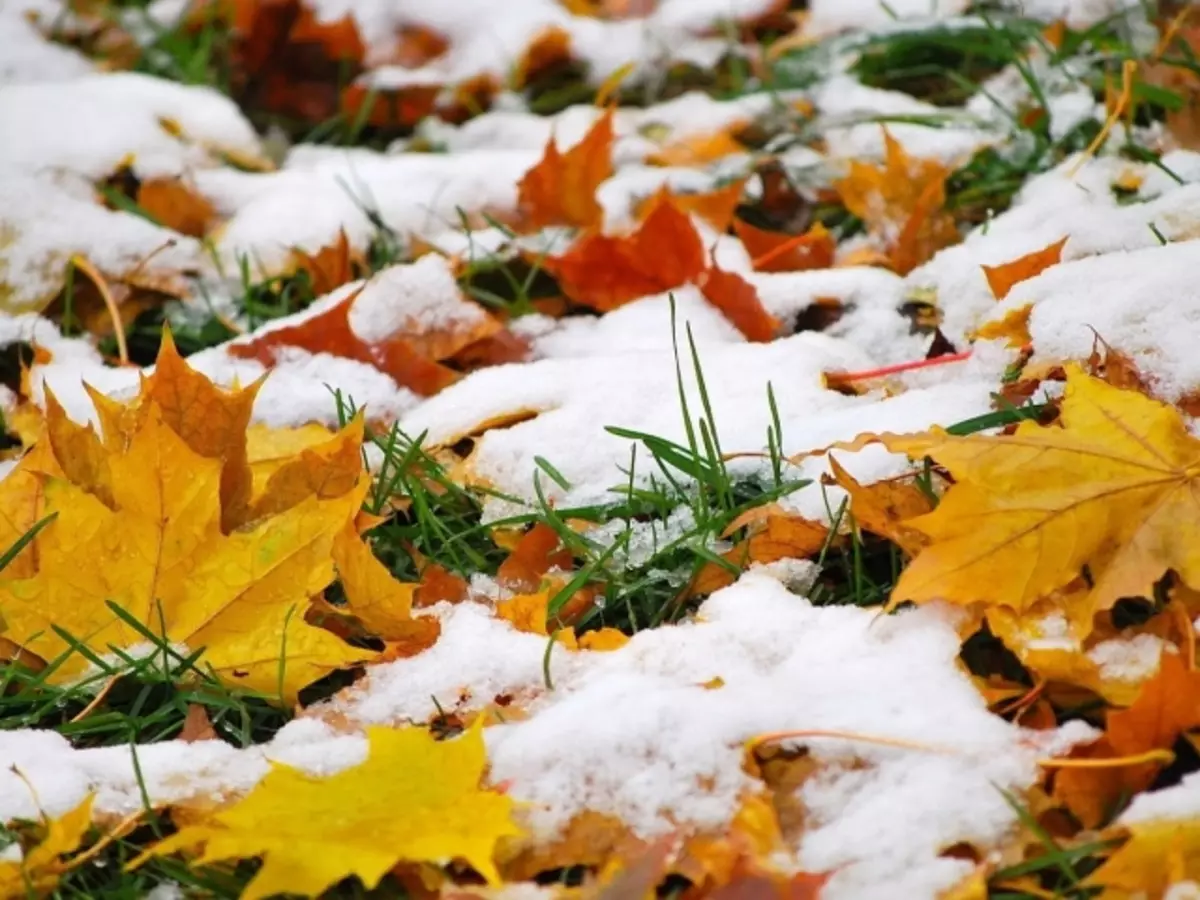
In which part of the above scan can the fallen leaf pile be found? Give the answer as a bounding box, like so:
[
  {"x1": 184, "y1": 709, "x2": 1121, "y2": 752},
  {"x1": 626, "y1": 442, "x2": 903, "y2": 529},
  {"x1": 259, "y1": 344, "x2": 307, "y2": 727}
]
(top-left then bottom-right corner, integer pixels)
[{"x1": 5, "y1": 0, "x2": 1200, "y2": 898}]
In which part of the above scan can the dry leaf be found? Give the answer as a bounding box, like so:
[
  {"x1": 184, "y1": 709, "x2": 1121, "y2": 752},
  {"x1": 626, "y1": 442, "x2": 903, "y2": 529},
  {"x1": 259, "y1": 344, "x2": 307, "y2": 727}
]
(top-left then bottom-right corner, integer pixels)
[
  {"x1": 517, "y1": 110, "x2": 614, "y2": 230},
  {"x1": 981, "y1": 237, "x2": 1068, "y2": 300},
  {"x1": 696, "y1": 264, "x2": 781, "y2": 343},
  {"x1": 1086, "y1": 817, "x2": 1200, "y2": 897},
  {"x1": 497, "y1": 522, "x2": 572, "y2": 592},
  {"x1": 228, "y1": 285, "x2": 461, "y2": 397},
  {"x1": 179, "y1": 704, "x2": 219, "y2": 742},
  {"x1": 825, "y1": 456, "x2": 932, "y2": 555},
  {"x1": 884, "y1": 365, "x2": 1200, "y2": 618},
  {"x1": 0, "y1": 340, "x2": 372, "y2": 701},
  {"x1": 691, "y1": 507, "x2": 828, "y2": 596},
  {"x1": 291, "y1": 229, "x2": 362, "y2": 297},
  {"x1": 1054, "y1": 652, "x2": 1200, "y2": 827},
  {"x1": 136, "y1": 177, "x2": 217, "y2": 238},
  {"x1": 414, "y1": 562, "x2": 470, "y2": 607},
  {"x1": 544, "y1": 194, "x2": 705, "y2": 311},
  {"x1": 834, "y1": 129, "x2": 958, "y2": 274},
  {"x1": 135, "y1": 723, "x2": 520, "y2": 898},
  {"x1": 735, "y1": 220, "x2": 835, "y2": 273},
  {"x1": 0, "y1": 796, "x2": 95, "y2": 898},
  {"x1": 646, "y1": 180, "x2": 746, "y2": 231},
  {"x1": 647, "y1": 130, "x2": 746, "y2": 168},
  {"x1": 974, "y1": 304, "x2": 1032, "y2": 348}
]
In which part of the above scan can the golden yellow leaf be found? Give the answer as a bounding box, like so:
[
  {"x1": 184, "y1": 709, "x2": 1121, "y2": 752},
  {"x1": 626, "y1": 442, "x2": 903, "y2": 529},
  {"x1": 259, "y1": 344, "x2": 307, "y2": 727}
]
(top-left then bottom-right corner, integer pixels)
[
  {"x1": 885, "y1": 365, "x2": 1200, "y2": 617},
  {"x1": 248, "y1": 413, "x2": 365, "y2": 521},
  {"x1": 0, "y1": 795, "x2": 94, "y2": 898},
  {"x1": 136, "y1": 723, "x2": 520, "y2": 899},
  {"x1": 495, "y1": 589, "x2": 578, "y2": 649},
  {"x1": 578, "y1": 628, "x2": 630, "y2": 651},
  {"x1": 332, "y1": 525, "x2": 439, "y2": 655},
  {"x1": 826, "y1": 456, "x2": 932, "y2": 555},
  {"x1": 143, "y1": 329, "x2": 263, "y2": 530},
  {"x1": 0, "y1": 403, "x2": 369, "y2": 701},
  {"x1": 1087, "y1": 818, "x2": 1200, "y2": 898},
  {"x1": 974, "y1": 304, "x2": 1033, "y2": 348}
]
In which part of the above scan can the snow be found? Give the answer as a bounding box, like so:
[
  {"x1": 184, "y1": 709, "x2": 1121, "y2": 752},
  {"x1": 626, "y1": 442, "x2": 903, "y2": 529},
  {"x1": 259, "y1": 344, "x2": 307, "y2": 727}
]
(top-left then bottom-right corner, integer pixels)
[
  {"x1": 1121, "y1": 769, "x2": 1200, "y2": 826},
  {"x1": 198, "y1": 148, "x2": 540, "y2": 277},
  {"x1": 0, "y1": 573, "x2": 1095, "y2": 900},
  {"x1": 0, "y1": 0, "x2": 1188, "y2": 895},
  {"x1": 0, "y1": 73, "x2": 263, "y2": 179},
  {"x1": 982, "y1": 240, "x2": 1200, "y2": 400},
  {"x1": 0, "y1": 173, "x2": 206, "y2": 313},
  {"x1": 347, "y1": 255, "x2": 489, "y2": 340}
]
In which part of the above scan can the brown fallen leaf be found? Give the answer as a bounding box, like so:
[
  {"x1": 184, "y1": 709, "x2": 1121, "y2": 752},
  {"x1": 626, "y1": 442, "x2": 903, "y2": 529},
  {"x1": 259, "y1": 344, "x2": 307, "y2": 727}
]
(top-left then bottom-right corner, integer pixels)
[
  {"x1": 696, "y1": 264, "x2": 781, "y2": 343},
  {"x1": 179, "y1": 704, "x2": 219, "y2": 742},
  {"x1": 497, "y1": 522, "x2": 573, "y2": 592},
  {"x1": 691, "y1": 506, "x2": 828, "y2": 596},
  {"x1": 291, "y1": 229, "x2": 363, "y2": 297}
]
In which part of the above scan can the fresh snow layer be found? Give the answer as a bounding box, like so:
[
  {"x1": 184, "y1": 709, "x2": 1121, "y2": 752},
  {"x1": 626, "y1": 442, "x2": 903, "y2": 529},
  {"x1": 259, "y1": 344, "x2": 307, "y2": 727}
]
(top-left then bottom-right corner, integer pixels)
[{"x1": 0, "y1": 574, "x2": 1094, "y2": 900}]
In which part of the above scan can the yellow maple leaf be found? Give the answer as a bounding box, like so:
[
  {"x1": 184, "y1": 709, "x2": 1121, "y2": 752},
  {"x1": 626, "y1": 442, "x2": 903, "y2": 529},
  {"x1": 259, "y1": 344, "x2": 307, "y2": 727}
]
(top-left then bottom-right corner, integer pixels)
[
  {"x1": 0, "y1": 337, "x2": 395, "y2": 701},
  {"x1": 135, "y1": 723, "x2": 520, "y2": 899},
  {"x1": 0, "y1": 404, "x2": 368, "y2": 700},
  {"x1": 0, "y1": 796, "x2": 94, "y2": 899},
  {"x1": 885, "y1": 365, "x2": 1200, "y2": 617}
]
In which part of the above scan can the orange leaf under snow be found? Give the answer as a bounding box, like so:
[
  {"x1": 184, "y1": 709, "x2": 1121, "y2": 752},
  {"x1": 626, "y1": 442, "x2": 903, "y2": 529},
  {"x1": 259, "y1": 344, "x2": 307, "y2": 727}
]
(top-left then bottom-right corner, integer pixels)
[
  {"x1": 690, "y1": 507, "x2": 828, "y2": 596},
  {"x1": 646, "y1": 130, "x2": 747, "y2": 168},
  {"x1": 291, "y1": 229, "x2": 362, "y2": 297},
  {"x1": 498, "y1": 523, "x2": 573, "y2": 592},
  {"x1": 696, "y1": 265, "x2": 780, "y2": 343},
  {"x1": 640, "y1": 180, "x2": 747, "y2": 232},
  {"x1": 414, "y1": 563, "x2": 469, "y2": 608},
  {"x1": 227, "y1": 288, "x2": 460, "y2": 397},
  {"x1": 834, "y1": 129, "x2": 958, "y2": 274},
  {"x1": 735, "y1": 220, "x2": 836, "y2": 273},
  {"x1": 517, "y1": 109, "x2": 615, "y2": 230},
  {"x1": 981, "y1": 237, "x2": 1069, "y2": 300},
  {"x1": 136, "y1": 178, "x2": 217, "y2": 238},
  {"x1": 544, "y1": 194, "x2": 706, "y2": 311},
  {"x1": 1054, "y1": 651, "x2": 1200, "y2": 827}
]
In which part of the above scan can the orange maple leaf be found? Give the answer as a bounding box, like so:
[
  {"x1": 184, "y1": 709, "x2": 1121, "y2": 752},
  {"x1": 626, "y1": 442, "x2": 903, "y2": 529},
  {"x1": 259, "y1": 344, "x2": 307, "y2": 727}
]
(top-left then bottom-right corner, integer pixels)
[
  {"x1": 136, "y1": 177, "x2": 217, "y2": 238},
  {"x1": 697, "y1": 264, "x2": 780, "y2": 343},
  {"x1": 639, "y1": 180, "x2": 747, "y2": 232},
  {"x1": 1054, "y1": 651, "x2": 1200, "y2": 827},
  {"x1": 228, "y1": 286, "x2": 461, "y2": 397},
  {"x1": 291, "y1": 229, "x2": 363, "y2": 297},
  {"x1": 544, "y1": 194, "x2": 706, "y2": 311},
  {"x1": 497, "y1": 523, "x2": 573, "y2": 592},
  {"x1": 981, "y1": 237, "x2": 1068, "y2": 300},
  {"x1": 690, "y1": 506, "x2": 828, "y2": 596},
  {"x1": 834, "y1": 129, "x2": 958, "y2": 274},
  {"x1": 734, "y1": 219, "x2": 836, "y2": 273},
  {"x1": 517, "y1": 110, "x2": 615, "y2": 230}
]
